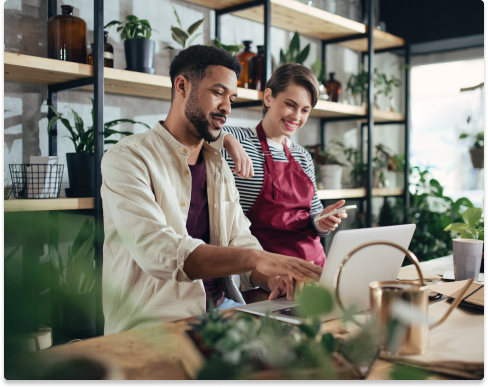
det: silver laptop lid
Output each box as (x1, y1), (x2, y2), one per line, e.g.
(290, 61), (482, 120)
(320, 224), (416, 313)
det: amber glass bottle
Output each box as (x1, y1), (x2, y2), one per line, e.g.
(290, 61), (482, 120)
(88, 31), (114, 68)
(248, 45), (265, 91)
(324, 72), (341, 102)
(48, 5), (87, 64)
(236, 41), (256, 88)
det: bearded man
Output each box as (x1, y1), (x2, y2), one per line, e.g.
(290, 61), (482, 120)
(100, 45), (322, 335)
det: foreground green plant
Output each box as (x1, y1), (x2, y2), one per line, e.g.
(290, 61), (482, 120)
(459, 131), (484, 149)
(47, 99), (149, 153)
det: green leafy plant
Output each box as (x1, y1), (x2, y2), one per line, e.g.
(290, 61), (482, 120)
(165, 3), (205, 49)
(279, 31), (310, 65)
(311, 57), (325, 84)
(49, 219), (96, 294)
(347, 67), (401, 101)
(206, 38), (244, 55)
(459, 131), (484, 149)
(305, 144), (346, 166)
(47, 99), (150, 153)
(444, 207), (484, 240)
(386, 166), (474, 261)
(104, 15), (156, 40)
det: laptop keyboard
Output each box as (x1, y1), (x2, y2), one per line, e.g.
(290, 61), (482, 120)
(272, 306), (301, 317)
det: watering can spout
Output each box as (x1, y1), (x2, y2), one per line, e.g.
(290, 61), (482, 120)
(429, 278), (475, 330)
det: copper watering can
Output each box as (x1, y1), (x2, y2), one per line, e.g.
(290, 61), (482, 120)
(334, 241), (474, 356)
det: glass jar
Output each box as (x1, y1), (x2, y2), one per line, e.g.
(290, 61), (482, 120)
(236, 41), (256, 88)
(47, 5), (87, 64)
(248, 45), (265, 91)
(324, 72), (341, 102)
(87, 31), (114, 68)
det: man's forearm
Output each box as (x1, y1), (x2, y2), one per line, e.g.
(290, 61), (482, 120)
(184, 244), (259, 280)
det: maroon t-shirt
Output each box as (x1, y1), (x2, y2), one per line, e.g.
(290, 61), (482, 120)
(186, 156), (225, 310)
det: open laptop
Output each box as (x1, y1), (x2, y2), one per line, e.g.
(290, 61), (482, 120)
(236, 224), (416, 324)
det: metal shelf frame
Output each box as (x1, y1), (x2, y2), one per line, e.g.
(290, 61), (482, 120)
(318, 0), (411, 227)
(46, 0), (104, 337)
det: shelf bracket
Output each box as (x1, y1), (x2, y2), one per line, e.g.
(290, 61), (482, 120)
(48, 77), (95, 94)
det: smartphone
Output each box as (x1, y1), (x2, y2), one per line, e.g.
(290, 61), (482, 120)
(314, 205), (357, 222)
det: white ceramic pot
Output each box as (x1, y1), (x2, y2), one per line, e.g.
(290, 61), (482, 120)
(452, 238), (484, 281)
(320, 164), (343, 189)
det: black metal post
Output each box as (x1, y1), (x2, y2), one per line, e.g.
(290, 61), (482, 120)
(320, 118), (326, 150)
(366, 0), (374, 227)
(47, 89), (57, 156)
(403, 0), (412, 223)
(320, 40), (327, 151)
(215, 12), (221, 41)
(47, 0), (58, 157)
(263, 0), (271, 82)
(48, 0), (57, 18)
(94, 0), (105, 337)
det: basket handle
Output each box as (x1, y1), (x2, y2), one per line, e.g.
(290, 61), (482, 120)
(333, 240), (424, 328)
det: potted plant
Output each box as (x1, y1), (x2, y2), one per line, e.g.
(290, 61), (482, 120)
(306, 143), (345, 190)
(49, 219), (97, 339)
(164, 3), (205, 63)
(206, 38), (243, 55)
(372, 143), (403, 188)
(374, 71), (401, 112)
(47, 98), (150, 197)
(459, 131), (484, 169)
(105, 15), (157, 74)
(279, 31), (310, 65)
(444, 207), (485, 280)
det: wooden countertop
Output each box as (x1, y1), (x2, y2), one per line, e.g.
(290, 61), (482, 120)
(41, 256), (466, 380)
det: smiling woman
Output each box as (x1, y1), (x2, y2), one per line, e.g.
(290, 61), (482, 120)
(215, 64), (349, 268)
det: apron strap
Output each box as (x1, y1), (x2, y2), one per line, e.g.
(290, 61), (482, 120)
(256, 122), (283, 200)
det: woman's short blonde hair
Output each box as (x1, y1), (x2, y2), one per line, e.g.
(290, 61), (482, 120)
(263, 63), (320, 114)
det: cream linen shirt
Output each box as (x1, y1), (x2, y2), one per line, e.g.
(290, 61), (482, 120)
(101, 121), (261, 335)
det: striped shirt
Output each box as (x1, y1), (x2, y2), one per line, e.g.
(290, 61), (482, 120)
(220, 126), (329, 237)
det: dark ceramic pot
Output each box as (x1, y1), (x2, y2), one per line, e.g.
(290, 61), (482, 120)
(124, 38), (155, 74)
(65, 152), (94, 198)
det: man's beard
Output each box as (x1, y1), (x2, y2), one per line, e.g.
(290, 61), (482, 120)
(184, 88), (221, 143)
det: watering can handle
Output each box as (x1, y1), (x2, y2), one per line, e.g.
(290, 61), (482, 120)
(333, 240), (425, 328)
(429, 278), (474, 329)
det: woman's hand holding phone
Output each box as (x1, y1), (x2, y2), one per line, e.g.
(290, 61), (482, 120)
(315, 199), (350, 232)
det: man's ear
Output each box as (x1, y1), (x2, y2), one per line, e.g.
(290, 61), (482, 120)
(174, 75), (190, 100)
(263, 88), (273, 109)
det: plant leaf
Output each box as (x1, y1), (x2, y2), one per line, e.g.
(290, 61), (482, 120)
(187, 18), (205, 36)
(296, 43), (310, 64)
(185, 32), (201, 48)
(104, 20), (121, 29)
(289, 31), (300, 59)
(463, 207), (483, 227)
(297, 283), (333, 318)
(279, 49), (287, 65)
(444, 222), (469, 233)
(170, 3), (183, 29)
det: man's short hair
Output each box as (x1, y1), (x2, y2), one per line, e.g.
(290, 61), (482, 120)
(169, 45), (242, 100)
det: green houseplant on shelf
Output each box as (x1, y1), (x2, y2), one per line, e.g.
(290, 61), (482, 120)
(164, 3), (205, 63)
(105, 15), (158, 74)
(279, 31), (310, 65)
(305, 143), (346, 190)
(206, 38), (244, 55)
(47, 98), (150, 198)
(459, 131), (484, 169)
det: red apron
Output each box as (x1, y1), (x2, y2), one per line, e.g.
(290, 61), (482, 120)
(246, 122), (326, 268)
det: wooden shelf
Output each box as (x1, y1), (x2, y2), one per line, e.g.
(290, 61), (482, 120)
(317, 188), (403, 200)
(5, 53), (403, 122)
(186, 0), (404, 51)
(4, 53), (262, 103)
(4, 197), (94, 212)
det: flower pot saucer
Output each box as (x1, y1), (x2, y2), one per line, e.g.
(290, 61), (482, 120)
(125, 66), (155, 74)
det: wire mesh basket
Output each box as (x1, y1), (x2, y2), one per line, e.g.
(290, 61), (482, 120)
(9, 164), (64, 199)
